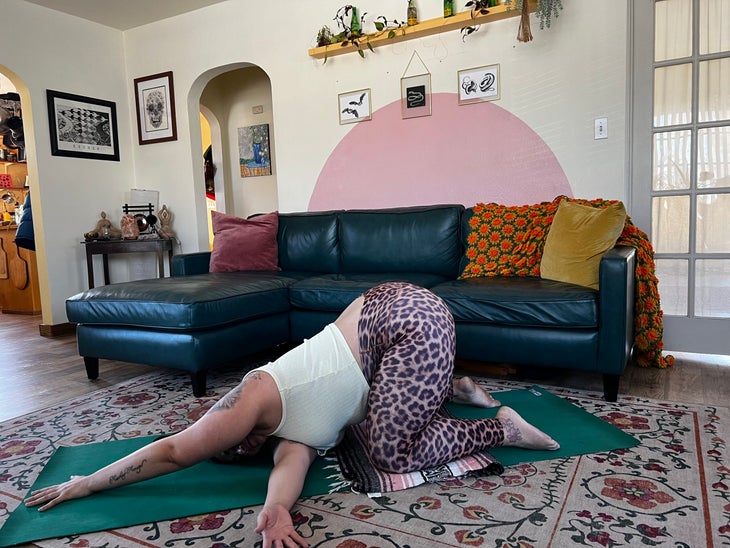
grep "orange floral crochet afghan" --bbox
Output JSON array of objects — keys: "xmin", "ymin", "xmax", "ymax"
[{"xmin": 460, "ymin": 197, "xmax": 674, "ymax": 369}]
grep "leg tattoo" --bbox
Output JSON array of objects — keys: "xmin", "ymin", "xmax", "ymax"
[{"xmin": 501, "ymin": 417, "xmax": 523, "ymax": 445}]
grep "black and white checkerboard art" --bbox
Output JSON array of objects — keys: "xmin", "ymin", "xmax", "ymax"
[{"xmin": 56, "ymin": 107, "xmax": 111, "ymax": 146}]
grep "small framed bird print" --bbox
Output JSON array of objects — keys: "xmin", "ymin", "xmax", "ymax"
[{"xmin": 338, "ymin": 89, "xmax": 372, "ymax": 125}]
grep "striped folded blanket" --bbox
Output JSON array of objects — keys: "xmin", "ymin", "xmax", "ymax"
[{"xmin": 334, "ymin": 421, "xmax": 504, "ymax": 496}]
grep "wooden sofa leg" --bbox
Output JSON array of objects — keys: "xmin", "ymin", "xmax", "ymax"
[
  {"xmin": 84, "ymin": 357, "xmax": 99, "ymax": 380},
  {"xmin": 603, "ymin": 374, "xmax": 620, "ymax": 402},
  {"xmin": 191, "ymin": 371, "xmax": 207, "ymax": 397}
]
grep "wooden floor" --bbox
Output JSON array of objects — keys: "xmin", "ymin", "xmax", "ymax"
[{"xmin": 1, "ymin": 312, "xmax": 729, "ymax": 423}]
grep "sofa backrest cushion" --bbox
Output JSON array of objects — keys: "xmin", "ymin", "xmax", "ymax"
[
  {"xmin": 338, "ymin": 205, "xmax": 464, "ymax": 277},
  {"xmin": 278, "ymin": 211, "xmax": 340, "ymax": 273}
]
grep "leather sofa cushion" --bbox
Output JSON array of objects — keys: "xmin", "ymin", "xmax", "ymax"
[
  {"xmin": 431, "ymin": 276, "xmax": 598, "ymax": 328},
  {"xmin": 66, "ymin": 272, "xmax": 296, "ymax": 330},
  {"xmin": 339, "ymin": 205, "xmax": 464, "ymax": 277},
  {"xmin": 278, "ymin": 211, "xmax": 339, "ymax": 273},
  {"xmin": 290, "ymin": 273, "xmax": 450, "ymax": 312}
]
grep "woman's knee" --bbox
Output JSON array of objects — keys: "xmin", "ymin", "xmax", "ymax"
[{"xmin": 367, "ymin": 445, "xmax": 411, "ymax": 474}]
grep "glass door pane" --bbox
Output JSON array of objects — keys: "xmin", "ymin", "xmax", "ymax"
[
  {"xmin": 653, "ymin": 130, "xmax": 692, "ymax": 190},
  {"xmin": 697, "ymin": 127, "xmax": 730, "ymax": 188},
  {"xmin": 652, "ymin": 196, "xmax": 690, "ymax": 253},
  {"xmin": 695, "ymin": 259, "xmax": 730, "ymax": 317},
  {"xmin": 696, "ymin": 194, "xmax": 730, "ymax": 253},
  {"xmin": 654, "ymin": 64, "xmax": 693, "ymax": 127},
  {"xmin": 656, "ymin": 0, "xmax": 693, "ymax": 61},
  {"xmin": 698, "ymin": 58, "xmax": 730, "ymax": 122},
  {"xmin": 700, "ymin": 0, "xmax": 730, "ymax": 54}
]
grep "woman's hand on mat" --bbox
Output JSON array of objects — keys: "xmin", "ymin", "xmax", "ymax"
[
  {"xmin": 256, "ymin": 503, "xmax": 308, "ymax": 547},
  {"xmin": 24, "ymin": 475, "xmax": 93, "ymax": 511}
]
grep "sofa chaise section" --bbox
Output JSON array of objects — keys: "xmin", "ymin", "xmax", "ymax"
[{"xmin": 66, "ymin": 272, "xmax": 299, "ymax": 396}]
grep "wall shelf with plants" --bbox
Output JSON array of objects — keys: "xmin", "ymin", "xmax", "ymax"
[{"xmin": 308, "ymin": 0, "xmax": 538, "ymax": 60}]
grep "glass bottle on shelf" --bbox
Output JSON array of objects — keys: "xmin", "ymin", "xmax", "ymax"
[
  {"xmin": 350, "ymin": 6, "xmax": 361, "ymax": 35},
  {"xmin": 407, "ymin": 0, "xmax": 418, "ymax": 26},
  {"xmin": 444, "ymin": 0, "xmax": 454, "ymax": 17}
]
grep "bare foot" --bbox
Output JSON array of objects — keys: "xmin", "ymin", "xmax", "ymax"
[
  {"xmin": 496, "ymin": 406, "xmax": 560, "ymax": 451},
  {"xmin": 452, "ymin": 376, "xmax": 501, "ymax": 408}
]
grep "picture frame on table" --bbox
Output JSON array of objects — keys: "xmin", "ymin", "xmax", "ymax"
[
  {"xmin": 133, "ymin": 71, "xmax": 178, "ymax": 145},
  {"xmin": 401, "ymin": 73, "xmax": 432, "ymax": 119},
  {"xmin": 46, "ymin": 89, "xmax": 120, "ymax": 161},
  {"xmin": 338, "ymin": 88, "xmax": 372, "ymax": 124},
  {"xmin": 458, "ymin": 64, "xmax": 500, "ymax": 105}
]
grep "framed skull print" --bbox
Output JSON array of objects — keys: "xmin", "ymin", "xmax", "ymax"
[{"xmin": 134, "ymin": 71, "xmax": 178, "ymax": 145}]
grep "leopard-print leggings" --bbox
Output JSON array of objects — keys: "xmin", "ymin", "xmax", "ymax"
[{"xmin": 358, "ymin": 282, "xmax": 505, "ymax": 473}]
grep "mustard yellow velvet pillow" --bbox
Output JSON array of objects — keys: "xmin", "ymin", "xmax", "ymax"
[{"xmin": 540, "ymin": 200, "xmax": 627, "ymax": 289}]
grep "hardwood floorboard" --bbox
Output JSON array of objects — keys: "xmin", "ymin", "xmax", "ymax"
[
  {"xmin": 0, "ymin": 313, "xmax": 154, "ymax": 422},
  {"xmin": 622, "ymin": 364, "xmax": 669, "ymax": 400}
]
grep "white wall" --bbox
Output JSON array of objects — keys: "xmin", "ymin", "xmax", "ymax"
[
  {"xmin": 1, "ymin": 0, "xmax": 629, "ymax": 326},
  {"xmin": 1, "ymin": 0, "xmax": 134, "ymax": 326},
  {"xmin": 124, "ymin": 0, "xmax": 627, "ymax": 213}
]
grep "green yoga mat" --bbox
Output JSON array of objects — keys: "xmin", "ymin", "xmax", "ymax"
[
  {"xmin": 0, "ymin": 385, "xmax": 638, "ymax": 546},
  {"xmin": 448, "ymin": 385, "xmax": 639, "ymax": 465}
]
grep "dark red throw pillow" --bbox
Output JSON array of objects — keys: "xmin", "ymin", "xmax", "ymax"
[{"xmin": 209, "ymin": 210, "xmax": 280, "ymax": 272}]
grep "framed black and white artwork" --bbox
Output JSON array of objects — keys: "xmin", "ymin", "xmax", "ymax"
[
  {"xmin": 134, "ymin": 71, "xmax": 178, "ymax": 145},
  {"xmin": 338, "ymin": 89, "xmax": 372, "ymax": 124},
  {"xmin": 401, "ymin": 73, "xmax": 432, "ymax": 119},
  {"xmin": 458, "ymin": 64, "xmax": 501, "ymax": 105},
  {"xmin": 46, "ymin": 89, "xmax": 120, "ymax": 161}
]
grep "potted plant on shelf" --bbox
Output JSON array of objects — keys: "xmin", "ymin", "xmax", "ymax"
[
  {"xmin": 315, "ymin": 5, "xmax": 405, "ymax": 61},
  {"xmin": 461, "ymin": 0, "xmax": 563, "ymax": 42}
]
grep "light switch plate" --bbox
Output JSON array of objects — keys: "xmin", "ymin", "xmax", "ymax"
[{"xmin": 594, "ymin": 117, "xmax": 608, "ymax": 140}]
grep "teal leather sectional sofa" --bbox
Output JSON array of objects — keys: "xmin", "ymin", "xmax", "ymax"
[{"xmin": 66, "ymin": 204, "xmax": 636, "ymax": 401}]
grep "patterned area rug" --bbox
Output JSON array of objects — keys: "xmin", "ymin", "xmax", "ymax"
[{"xmin": 1, "ymin": 369, "xmax": 728, "ymax": 547}]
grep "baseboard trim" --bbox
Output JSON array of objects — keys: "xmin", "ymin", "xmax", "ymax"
[{"xmin": 39, "ymin": 322, "xmax": 76, "ymax": 338}]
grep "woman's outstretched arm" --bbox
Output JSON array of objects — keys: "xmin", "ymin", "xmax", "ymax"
[
  {"xmin": 24, "ymin": 435, "xmax": 189, "ymax": 511},
  {"xmin": 255, "ymin": 439, "xmax": 317, "ymax": 548},
  {"xmin": 25, "ymin": 374, "xmax": 277, "ymax": 511}
]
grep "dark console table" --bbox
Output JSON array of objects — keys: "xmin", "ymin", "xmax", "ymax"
[{"xmin": 82, "ymin": 238, "xmax": 173, "ymax": 288}]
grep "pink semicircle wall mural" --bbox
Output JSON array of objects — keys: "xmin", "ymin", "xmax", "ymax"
[{"xmin": 308, "ymin": 92, "xmax": 572, "ymax": 212}]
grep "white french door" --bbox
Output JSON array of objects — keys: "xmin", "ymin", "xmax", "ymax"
[{"xmin": 630, "ymin": 0, "xmax": 730, "ymax": 354}]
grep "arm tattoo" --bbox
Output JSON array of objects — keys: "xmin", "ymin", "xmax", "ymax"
[
  {"xmin": 208, "ymin": 372, "xmax": 260, "ymax": 414},
  {"xmin": 108, "ymin": 459, "xmax": 147, "ymax": 485}
]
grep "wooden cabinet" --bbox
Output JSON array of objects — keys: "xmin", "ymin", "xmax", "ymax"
[{"xmin": 0, "ymin": 225, "xmax": 41, "ymax": 314}]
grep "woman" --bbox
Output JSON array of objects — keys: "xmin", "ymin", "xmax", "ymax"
[{"xmin": 26, "ymin": 282, "xmax": 558, "ymax": 548}]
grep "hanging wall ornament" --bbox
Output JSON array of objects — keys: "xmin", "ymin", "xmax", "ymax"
[
  {"xmin": 512, "ymin": 0, "xmax": 563, "ymax": 42},
  {"xmin": 517, "ymin": 0, "xmax": 533, "ymax": 42},
  {"xmin": 400, "ymin": 50, "xmax": 432, "ymax": 119}
]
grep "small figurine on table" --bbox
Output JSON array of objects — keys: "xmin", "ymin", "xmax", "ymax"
[
  {"xmin": 91, "ymin": 211, "xmax": 122, "ymax": 240},
  {"xmin": 156, "ymin": 204, "xmax": 175, "ymax": 240}
]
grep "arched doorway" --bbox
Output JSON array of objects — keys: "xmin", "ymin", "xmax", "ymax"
[
  {"xmin": 194, "ymin": 64, "xmax": 277, "ymax": 230},
  {"xmin": 0, "ymin": 68, "xmax": 43, "ymax": 318}
]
